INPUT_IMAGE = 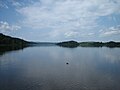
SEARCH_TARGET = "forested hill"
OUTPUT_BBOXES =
[57,41,120,48]
[0,33,29,46]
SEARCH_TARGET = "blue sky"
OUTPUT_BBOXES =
[0,0,120,42]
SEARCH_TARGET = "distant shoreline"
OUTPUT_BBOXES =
[0,33,120,48]
[57,41,120,48]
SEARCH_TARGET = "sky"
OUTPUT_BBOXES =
[0,0,120,42]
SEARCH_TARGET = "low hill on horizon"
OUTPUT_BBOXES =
[0,33,120,48]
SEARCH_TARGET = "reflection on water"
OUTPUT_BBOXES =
[0,46,120,90]
[0,46,27,56]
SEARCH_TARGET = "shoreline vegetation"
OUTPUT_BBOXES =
[0,33,120,50]
[57,41,120,48]
[0,33,30,54]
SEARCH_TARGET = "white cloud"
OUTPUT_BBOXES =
[0,21,21,32]
[0,0,35,8]
[11,1,22,7]
[16,0,120,39]
[18,1,119,25]
[87,33,95,36]
[0,1,8,9]
[64,31,79,38]
[100,25,120,37]
[103,30,119,36]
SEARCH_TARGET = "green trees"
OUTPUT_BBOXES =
[57,41,79,48]
[56,40,120,48]
[79,42,103,47]
[0,33,28,47]
[0,33,30,54]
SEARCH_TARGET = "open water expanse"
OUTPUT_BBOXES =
[0,46,120,90]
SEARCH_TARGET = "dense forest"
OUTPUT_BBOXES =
[0,33,29,46]
[0,33,30,53]
[57,41,79,48]
[57,41,120,48]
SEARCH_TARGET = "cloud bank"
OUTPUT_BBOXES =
[0,21,21,32]
[100,25,120,37]
[16,0,120,40]
[0,0,120,41]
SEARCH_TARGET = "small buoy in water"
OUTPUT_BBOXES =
[66,62,69,65]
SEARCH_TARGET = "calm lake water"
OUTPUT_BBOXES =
[0,46,120,90]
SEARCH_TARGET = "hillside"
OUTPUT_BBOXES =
[56,41,120,48]
[0,33,31,54]
[0,33,29,46]
[79,41,120,48]
[57,41,79,48]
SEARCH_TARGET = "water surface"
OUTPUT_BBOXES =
[0,46,120,90]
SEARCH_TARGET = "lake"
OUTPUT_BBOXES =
[0,46,120,90]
